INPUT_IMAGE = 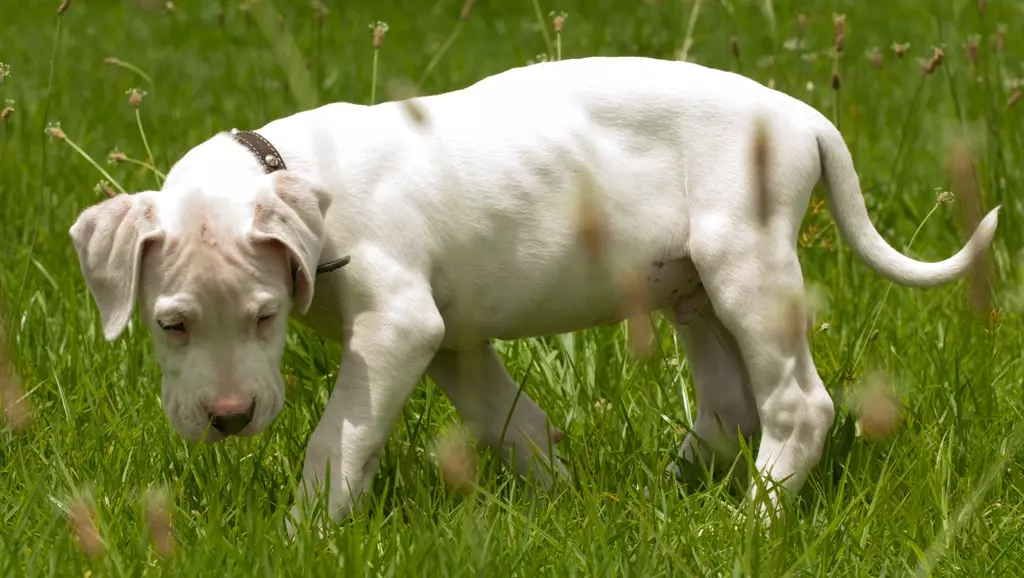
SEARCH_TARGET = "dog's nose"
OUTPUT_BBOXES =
[208,395,255,437]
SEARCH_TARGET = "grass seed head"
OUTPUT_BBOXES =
[127,88,146,108]
[107,149,127,164]
[966,34,980,63]
[994,26,1005,53]
[459,0,474,21]
[833,13,845,37]
[575,173,610,270]
[94,180,116,198]
[551,11,567,33]
[946,140,990,316]
[620,268,654,359]
[921,47,945,75]
[751,115,772,227]
[796,13,806,32]
[311,0,328,19]
[1008,90,1022,109]
[867,48,884,68]
[370,21,389,49]
[431,427,477,494]
[145,487,174,557]
[0,63,10,85]
[892,42,910,59]
[45,122,66,141]
[730,36,740,58]
[58,0,70,15]
[1,103,13,122]
[0,308,30,434]
[831,71,841,91]
[68,496,104,557]
[852,372,902,439]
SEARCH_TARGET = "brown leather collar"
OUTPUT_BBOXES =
[229,128,287,174]
[226,128,351,288]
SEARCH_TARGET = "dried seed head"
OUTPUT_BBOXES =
[620,268,653,359]
[103,56,120,66]
[833,13,845,38]
[1008,90,1022,108]
[58,0,70,15]
[921,47,945,75]
[978,0,987,14]
[772,286,824,351]
[730,36,740,58]
[835,32,845,54]
[576,173,610,270]
[311,0,328,19]
[0,63,10,85]
[68,496,104,556]
[852,372,901,439]
[217,5,225,26]
[107,149,127,164]
[1,103,13,122]
[386,77,430,127]
[0,309,30,434]
[94,180,116,198]
[831,71,841,91]
[796,13,806,32]
[867,48,884,68]
[994,26,1006,53]
[459,0,474,21]
[966,34,980,63]
[892,42,910,59]
[145,487,174,557]
[45,122,66,141]
[936,190,955,204]
[751,115,772,226]
[946,140,990,316]
[369,21,389,48]
[551,11,567,33]
[431,427,477,494]
[127,88,146,108]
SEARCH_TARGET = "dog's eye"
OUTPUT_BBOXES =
[158,320,186,333]
[257,312,276,325]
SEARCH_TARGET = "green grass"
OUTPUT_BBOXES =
[2,0,1024,575]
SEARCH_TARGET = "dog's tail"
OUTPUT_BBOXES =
[815,122,999,288]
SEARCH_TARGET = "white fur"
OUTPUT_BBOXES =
[69,57,998,526]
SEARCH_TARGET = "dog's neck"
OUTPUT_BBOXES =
[163,107,330,192]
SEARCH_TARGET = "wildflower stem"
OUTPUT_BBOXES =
[20,13,65,310]
[531,0,555,59]
[60,137,127,194]
[370,48,379,105]
[120,156,167,180]
[104,58,154,87]
[850,201,942,371]
[556,31,562,61]
[135,108,162,187]
[419,22,465,87]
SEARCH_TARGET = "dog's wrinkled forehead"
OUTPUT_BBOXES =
[144,188,288,296]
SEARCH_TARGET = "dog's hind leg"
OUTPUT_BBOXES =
[688,222,835,517]
[666,287,760,479]
[427,342,568,489]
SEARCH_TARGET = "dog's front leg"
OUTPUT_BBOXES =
[292,285,444,528]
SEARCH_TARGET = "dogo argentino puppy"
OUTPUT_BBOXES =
[69,56,998,525]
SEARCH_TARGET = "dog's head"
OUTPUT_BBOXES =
[69,169,331,443]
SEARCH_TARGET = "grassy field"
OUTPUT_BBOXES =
[2,0,1024,575]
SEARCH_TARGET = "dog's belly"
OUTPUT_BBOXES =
[435,256,701,347]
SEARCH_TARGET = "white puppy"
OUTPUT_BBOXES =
[69,56,997,525]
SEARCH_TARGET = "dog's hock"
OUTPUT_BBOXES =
[250,171,333,314]
[69,193,164,341]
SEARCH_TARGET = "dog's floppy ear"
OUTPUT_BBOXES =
[69,193,164,341]
[251,171,332,314]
